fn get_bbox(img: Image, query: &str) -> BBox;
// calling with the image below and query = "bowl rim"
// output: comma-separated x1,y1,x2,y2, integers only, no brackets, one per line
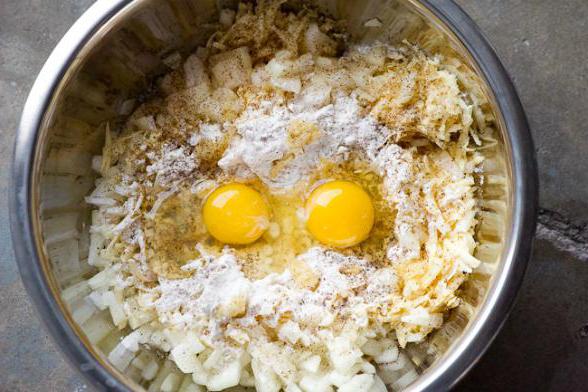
405,1,538,390
10,0,538,391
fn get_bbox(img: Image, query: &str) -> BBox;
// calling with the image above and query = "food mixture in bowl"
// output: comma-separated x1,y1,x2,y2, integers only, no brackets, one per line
78,1,491,390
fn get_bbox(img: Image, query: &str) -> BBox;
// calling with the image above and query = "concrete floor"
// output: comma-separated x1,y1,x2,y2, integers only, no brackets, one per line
0,0,587,391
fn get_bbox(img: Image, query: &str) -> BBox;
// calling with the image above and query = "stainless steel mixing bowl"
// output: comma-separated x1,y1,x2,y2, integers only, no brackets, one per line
10,0,538,390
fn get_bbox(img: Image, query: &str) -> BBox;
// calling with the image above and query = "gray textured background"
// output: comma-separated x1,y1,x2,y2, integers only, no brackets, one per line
1,1,587,391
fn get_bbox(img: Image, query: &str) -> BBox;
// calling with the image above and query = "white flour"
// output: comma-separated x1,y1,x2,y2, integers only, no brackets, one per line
218,93,391,190
152,247,397,346
155,252,251,329
146,144,198,187
188,122,226,146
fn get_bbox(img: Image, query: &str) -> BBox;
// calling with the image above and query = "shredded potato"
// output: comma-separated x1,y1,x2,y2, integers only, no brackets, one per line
62,1,496,390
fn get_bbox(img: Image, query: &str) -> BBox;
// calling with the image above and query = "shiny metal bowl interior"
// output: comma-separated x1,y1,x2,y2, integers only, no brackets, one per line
11,0,537,391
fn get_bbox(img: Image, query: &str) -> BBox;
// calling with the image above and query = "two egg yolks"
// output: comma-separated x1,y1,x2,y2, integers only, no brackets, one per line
202,181,374,247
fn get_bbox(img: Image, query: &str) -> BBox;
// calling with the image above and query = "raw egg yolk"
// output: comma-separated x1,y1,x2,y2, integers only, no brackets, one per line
203,183,270,245
305,180,375,248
